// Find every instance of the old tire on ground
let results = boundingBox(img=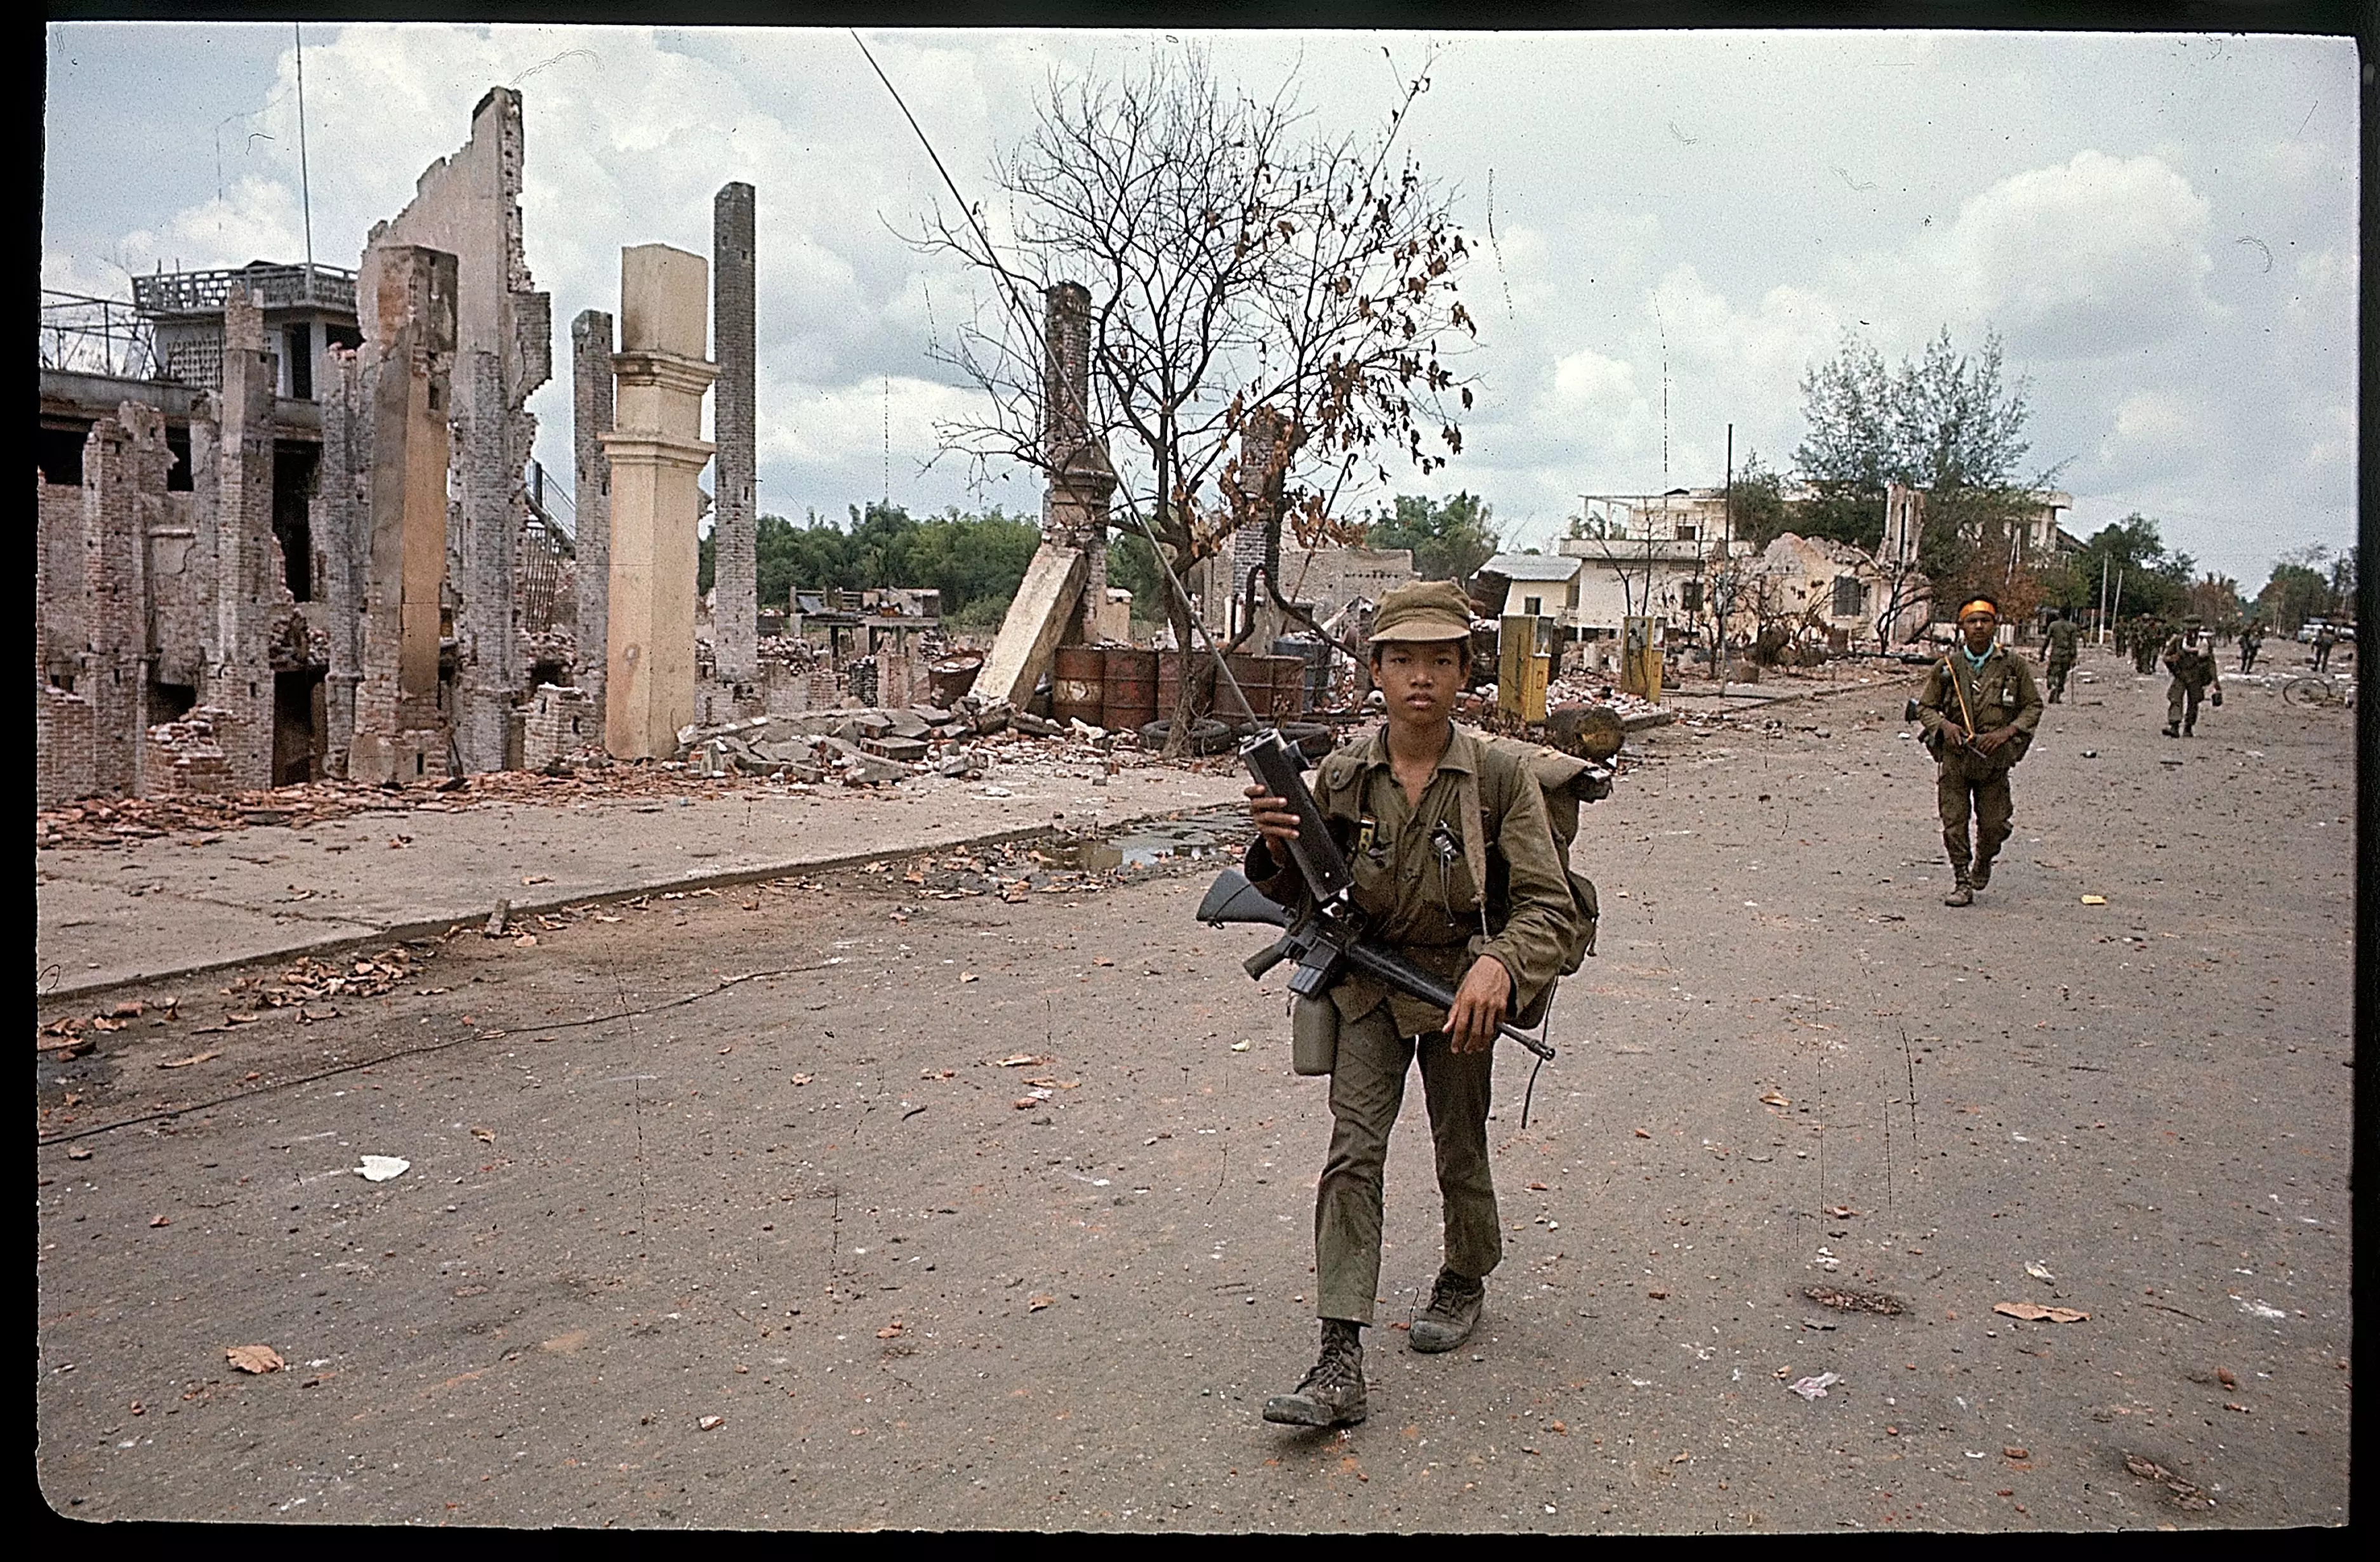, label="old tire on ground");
[1138,718,1236,756]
